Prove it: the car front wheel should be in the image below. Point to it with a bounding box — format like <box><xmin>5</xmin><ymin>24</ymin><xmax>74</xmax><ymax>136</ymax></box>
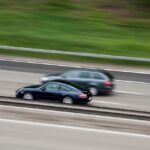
<box><xmin>23</xmin><ymin>93</ymin><xmax>33</xmax><ymax>100</ymax></box>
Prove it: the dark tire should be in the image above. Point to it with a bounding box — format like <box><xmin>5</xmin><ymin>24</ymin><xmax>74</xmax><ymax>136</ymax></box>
<box><xmin>89</xmin><ymin>87</ymin><xmax>98</xmax><ymax>96</ymax></box>
<box><xmin>62</xmin><ymin>96</ymin><xmax>73</xmax><ymax>105</ymax></box>
<box><xmin>23</xmin><ymin>93</ymin><xmax>33</xmax><ymax>100</ymax></box>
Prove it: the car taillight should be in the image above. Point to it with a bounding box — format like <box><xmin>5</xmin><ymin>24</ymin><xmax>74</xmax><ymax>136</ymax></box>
<box><xmin>104</xmin><ymin>80</ymin><xmax>111</xmax><ymax>87</ymax></box>
<box><xmin>79</xmin><ymin>93</ymin><xmax>87</xmax><ymax>99</ymax></box>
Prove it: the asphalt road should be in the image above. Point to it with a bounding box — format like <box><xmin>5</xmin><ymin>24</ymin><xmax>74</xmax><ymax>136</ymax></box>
<box><xmin>0</xmin><ymin>105</ymin><xmax>150</xmax><ymax>150</ymax></box>
<box><xmin>1</xmin><ymin>119</ymin><xmax>150</xmax><ymax>150</ymax></box>
<box><xmin>0</xmin><ymin>58</ymin><xmax>150</xmax><ymax>150</ymax></box>
<box><xmin>0</xmin><ymin>69</ymin><xmax>150</xmax><ymax>112</ymax></box>
<box><xmin>0</xmin><ymin>59</ymin><xmax>150</xmax><ymax>83</ymax></box>
<box><xmin>0</xmin><ymin>57</ymin><xmax>150</xmax><ymax>110</ymax></box>
<box><xmin>0</xmin><ymin>58</ymin><xmax>150</xmax><ymax>111</ymax></box>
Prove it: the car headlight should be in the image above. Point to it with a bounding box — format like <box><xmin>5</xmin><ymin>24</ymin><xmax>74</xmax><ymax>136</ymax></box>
<box><xmin>16</xmin><ymin>88</ymin><xmax>23</xmax><ymax>93</ymax></box>
<box><xmin>41</xmin><ymin>77</ymin><xmax>49</xmax><ymax>81</ymax></box>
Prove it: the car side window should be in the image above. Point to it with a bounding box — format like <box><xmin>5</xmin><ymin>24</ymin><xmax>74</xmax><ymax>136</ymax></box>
<box><xmin>92</xmin><ymin>73</ymin><xmax>104</xmax><ymax>79</ymax></box>
<box><xmin>79</xmin><ymin>71</ymin><xmax>91</xmax><ymax>79</ymax></box>
<box><xmin>62</xmin><ymin>71</ymin><xmax>79</xmax><ymax>78</ymax></box>
<box><xmin>45</xmin><ymin>83</ymin><xmax>60</xmax><ymax>92</ymax></box>
<box><xmin>60</xmin><ymin>85</ymin><xmax>71</xmax><ymax>92</ymax></box>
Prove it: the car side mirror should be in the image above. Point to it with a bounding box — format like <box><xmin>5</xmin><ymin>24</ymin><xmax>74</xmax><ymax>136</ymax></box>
<box><xmin>41</xmin><ymin>87</ymin><xmax>46</xmax><ymax>91</ymax></box>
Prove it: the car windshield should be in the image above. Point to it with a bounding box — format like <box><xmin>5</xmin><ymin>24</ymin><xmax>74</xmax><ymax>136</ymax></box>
<box><xmin>64</xmin><ymin>81</ymin><xmax>87</xmax><ymax>91</ymax></box>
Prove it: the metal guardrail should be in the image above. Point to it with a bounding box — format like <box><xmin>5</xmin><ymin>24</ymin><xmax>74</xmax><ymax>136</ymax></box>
<box><xmin>0</xmin><ymin>45</ymin><xmax>150</xmax><ymax>62</ymax></box>
<box><xmin>0</xmin><ymin>96</ymin><xmax>150</xmax><ymax>121</ymax></box>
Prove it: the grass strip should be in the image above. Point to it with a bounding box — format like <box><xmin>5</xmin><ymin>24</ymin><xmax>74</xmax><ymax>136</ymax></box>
<box><xmin>0</xmin><ymin>49</ymin><xmax>149</xmax><ymax>68</ymax></box>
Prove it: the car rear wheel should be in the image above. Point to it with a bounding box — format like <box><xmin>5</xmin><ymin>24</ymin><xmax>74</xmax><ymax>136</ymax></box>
<box><xmin>62</xmin><ymin>96</ymin><xmax>73</xmax><ymax>105</ymax></box>
<box><xmin>23</xmin><ymin>93</ymin><xmax>33</xmax><ymax>100</ymax></box>
<box><xmin>89</xmin><ymin>87</ymin><xmax>98</xmax><ymax>96</ymax></box>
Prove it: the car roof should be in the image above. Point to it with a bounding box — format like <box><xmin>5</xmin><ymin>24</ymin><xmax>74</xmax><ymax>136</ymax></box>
<box><xmin>69</xmin><ymin>68</ymin><xmax>108</xmax><ymax>73</ymax></box>
<box><xmin>67</xmin><ymin>69</ymin><xmax>114</xmax><ymax>80</ymax></box>
<box><xmin>48</xmin><ymin>80</ymin><xmax>87</xmax><ymax>91</ymax></box>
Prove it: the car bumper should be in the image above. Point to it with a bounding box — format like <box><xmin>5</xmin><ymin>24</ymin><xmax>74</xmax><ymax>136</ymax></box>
<box><xmin>74</xmin><ymin>97</ymin><xmax>92</xmax><ymax>104</ymax></box>
<box><xmin>16</xmin><ymin>92</ymin><xmax>23</xmax><ymax>99</ymax></box>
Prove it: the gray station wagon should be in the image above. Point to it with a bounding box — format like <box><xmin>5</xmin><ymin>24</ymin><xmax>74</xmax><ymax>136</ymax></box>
<box><xmin>41</xmin><ymin>69</ymin><xmax>115</xmax><ymax>96</ymax></box>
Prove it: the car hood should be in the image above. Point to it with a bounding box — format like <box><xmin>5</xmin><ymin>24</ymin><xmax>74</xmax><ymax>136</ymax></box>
<box><xmin>16</xmin><ymin>85</ymin><xmax>41</xmax><ymax>93</ymax></box>
<box><xmin>46</xmin><ymin>73</ymin><xmax>61</xmax><ymax>77</ymax></box>
<box><xmin>24</xmin><ymin>84</ymin><xmax>41</xmax><ymax>89</ymax></box>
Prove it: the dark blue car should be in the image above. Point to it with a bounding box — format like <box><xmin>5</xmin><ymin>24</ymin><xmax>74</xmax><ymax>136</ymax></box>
<box><xmin>16</xmin><ymin>81</ymin><xmax>92</xmax><ymax>105</ymax></box>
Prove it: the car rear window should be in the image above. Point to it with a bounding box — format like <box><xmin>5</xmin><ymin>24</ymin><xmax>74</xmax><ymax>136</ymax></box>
<box><xmin>92</xmin><ymin>73</ymin><xmax>104</xmax><ymax>79</ymax></box>
<box><xmin>63</xmin><ymin>82</ymin><xmax>86</xmax><ymax>91</ymax></box>
<box><xmin>60</xmin><ymin>85</ymin><xmax>71</xmax><ymax>92</ymax></box>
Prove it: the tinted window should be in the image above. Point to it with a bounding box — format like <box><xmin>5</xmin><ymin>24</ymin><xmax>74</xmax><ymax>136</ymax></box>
<box><xmin>62</xmin><ymin>71</ymin><xmax>79</xmax><ymax>78</ymax></box>
<box><xmin>92</xmin><ymin>73</ymin><xmax>104</xmax><ymax>79</ymax></box>
<box><xmin>45</xmin><ymin>83</ymin><xmax>60</xmax><ymax>92</ymax></box>
<box><xmin>79</xmin><ymin>71</ymin><xmax>91</xmax><ymax>79</ymax></box>
<box><xmin>61</xmin><ymin>81</ymin><xmax>86</xmax><ymax>91</ymax></box>
<box><xmin>60</xmin><ymin>85</ymin><xmax>71</xmax><ymax>92</ymax></box>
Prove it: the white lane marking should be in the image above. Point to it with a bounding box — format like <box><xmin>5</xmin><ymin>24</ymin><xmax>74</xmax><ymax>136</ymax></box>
<box><xmin>0</xmin><ymin>118</ymin><xmax>150</xmax><ymax>138</ymax></box>
<box><xmin>2</xmin><ymin>103</ymin><xmax>150</xmax><ymax>125</ymax></box>
<box><xmin>116</xmin><ymin>80</ymin><xmax>150</xmax><ymax>85</ymax></box>
<box><xmin>115</xmin><ymin>90</ymin><xmax>150</xmax><ymax>97</ymax></box>
<box><xmin>0</xmin><ymin>58</ymin><xmax>150</xmax><ymax>75</ymax></box>
<box><xmin>104</xmin><ymin>68</ymin><xmax>150</xmax><ymax>75</ymax></box>
<box><xmin>0</xmin><ymin>58</ymin><xmax>149</xmax><ymax>85</ymax></box>
<box><xmin>93</xmin><ymin>100</ymin><xmax>125</xmax><ymax>105</ymax></box>
<box><xmin>0</xmin><ymin>58</ymin><xmax>150</xmax><ymax>96</ymax></box>
<box><xmin>0</xmin><ymin>58</ymin><xmax>150</xmax><ymax>84</ymax></box>
<box><xmin>1</xmin><ymin>104</ymin><xmax>150</xmax><ymax>124</ymax></box>
<box><xmin>0</xmin><ymin>58</ymin><xmax>83</xmax><ymax>69</ymax></box>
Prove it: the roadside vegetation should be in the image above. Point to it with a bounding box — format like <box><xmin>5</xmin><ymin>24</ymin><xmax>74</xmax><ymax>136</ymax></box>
<box><xmin>0</xmin><ymin>0</ymin><xmax>149</xmax><ymax>62</ymax></box>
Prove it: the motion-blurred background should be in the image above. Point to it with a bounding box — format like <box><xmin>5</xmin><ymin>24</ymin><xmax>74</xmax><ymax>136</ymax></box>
<box><xmin>0</xmin><ymin>0</ymin><xmax>149</xmax><ymax>65</ymax></box>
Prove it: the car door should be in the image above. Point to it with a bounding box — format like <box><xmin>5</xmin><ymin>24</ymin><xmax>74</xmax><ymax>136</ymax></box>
<box><xmin>61</xmin><ymin>70</ymin><xmax>80</xmax><ymax>84</ymax></box>
<box><xmin>59</xmin><ymin>84</ymin><xmax>72</xmax><ymax>96</ymax></box>
<box><xmin>77</xmin><ymin>71</ymin><xmax>92</xmax><ymax>87</ymax></box>
<box><xmin>90</xmin><ymin>72</ymin><xmax>105</xmax><ymax>89</ymax></box>
<box><xmin>41</xmin><ymin>83</ymin><xmax>60</xmax><ymax>101</ymax></box>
